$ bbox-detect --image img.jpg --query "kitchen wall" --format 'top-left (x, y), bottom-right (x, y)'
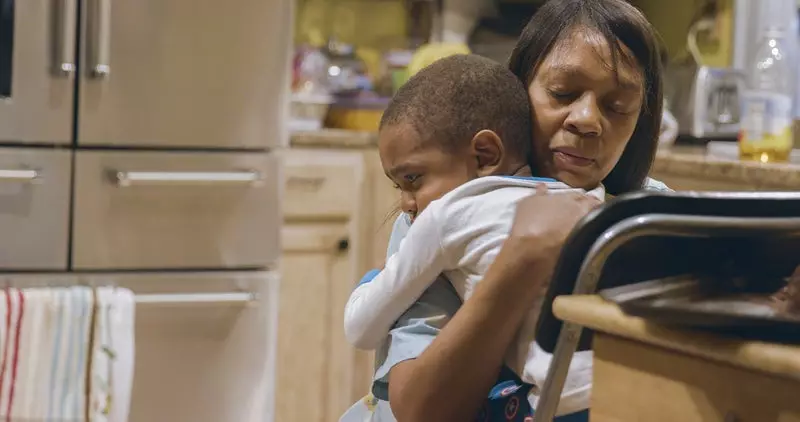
top-left (295, 0), bottom-right (407, 50)
top-left (635, 0), bottom-right (733, 67)
top-left (294, 0), bottom-right (733, 68)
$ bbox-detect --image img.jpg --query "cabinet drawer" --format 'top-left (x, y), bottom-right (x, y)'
top-left (0, 149), bottom-right (70, 270)
top-left (282, 154), bottom-right (360, 220)
top-left (72, 150), bottom-right (280, 270)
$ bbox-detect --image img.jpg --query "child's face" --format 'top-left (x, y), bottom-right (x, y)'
top-left (378, 124), bottom-right (474, 223)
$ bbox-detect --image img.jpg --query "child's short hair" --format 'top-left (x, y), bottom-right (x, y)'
top-left (380, 54), bottom-right (532, 159)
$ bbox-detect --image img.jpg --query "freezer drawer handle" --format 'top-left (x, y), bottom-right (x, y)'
top-left (89, 0), bottom-right (111, 77)
top-left (55, 0), bottom-right (77, 76)
top-left (0, 169), bottom-right (39, 183)
top-left (113, 170), bottom-right (263, 187)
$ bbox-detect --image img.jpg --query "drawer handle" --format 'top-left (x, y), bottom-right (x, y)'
top-left (286, 176), bottom-right (325, 190)
top-left (0, 169), bottom-right (40, 183)
top-left (113, 170), bottom-right (263, 187)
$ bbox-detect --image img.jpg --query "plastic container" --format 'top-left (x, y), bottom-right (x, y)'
top-left (290, 46), bottom-right (333, 132)
top-left (739, 15), bottom-right (795, 162)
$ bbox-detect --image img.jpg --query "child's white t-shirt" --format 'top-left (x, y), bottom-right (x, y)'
top-left (344, 175), bottom-right (604, 415)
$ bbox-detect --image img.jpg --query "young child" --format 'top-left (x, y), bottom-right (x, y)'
top-left (341, 54), bottom-right (602, 420)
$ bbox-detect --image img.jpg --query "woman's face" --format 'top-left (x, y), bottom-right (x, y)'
top-left (528, 28), bottom-right (644, 190)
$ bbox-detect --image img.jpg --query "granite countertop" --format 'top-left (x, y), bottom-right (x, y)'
top-left (554, 295), bottom-right (800, 381)
top-left (290, 130), bottom-right (800, 189)
top-left (655, 145), bottom-right (800, 189)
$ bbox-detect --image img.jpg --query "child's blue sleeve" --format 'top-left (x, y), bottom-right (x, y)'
top-left (357, 269), bottom-right (381, 287)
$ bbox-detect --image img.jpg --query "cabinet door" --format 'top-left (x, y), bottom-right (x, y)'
top-left (278, 223), bottom-right (354, 422)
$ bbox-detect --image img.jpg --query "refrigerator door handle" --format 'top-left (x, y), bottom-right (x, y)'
top-left (111, 170), bottom-right (264, 187)
top-left (88, 0), bottom-right (111, 78)
top-left (0, 169), bottom-right (39, 183)
top-left (54, 0), bottom-right (77, 76)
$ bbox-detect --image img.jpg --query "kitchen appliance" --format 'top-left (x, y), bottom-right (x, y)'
top-left (0, 0), bottom-right (291, 420)
top-left (1, 0), bottom-right (290, 149)
top-left (665, 64), bottom-right (744, 141)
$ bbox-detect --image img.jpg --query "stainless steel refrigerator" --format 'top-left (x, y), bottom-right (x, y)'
top-left (0, 0), bottom-right (291, 420)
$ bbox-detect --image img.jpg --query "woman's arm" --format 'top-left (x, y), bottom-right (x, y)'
top-left (389, 190), bottom-right (600, 422)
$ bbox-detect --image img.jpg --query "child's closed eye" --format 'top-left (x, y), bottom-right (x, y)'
top-left (404, 174), bottom-right (421, 183)
top-left (393, 174), bottom-right (422, 190)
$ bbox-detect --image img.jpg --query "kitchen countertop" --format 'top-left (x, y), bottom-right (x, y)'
top-left (655, 145), bottom-right (800, 190)
top-left (553, 295), bottom-right (800, 382)
top-left (290, 129), bottom-right (378, 149)
top-left (290, 130), bottom-right (800, 189)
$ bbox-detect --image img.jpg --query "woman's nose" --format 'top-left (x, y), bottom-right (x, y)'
top-left (564, 94), bottom-right (602, 137)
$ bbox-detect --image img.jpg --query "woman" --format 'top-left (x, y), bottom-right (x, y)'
top-left (366, 1), bottom-right (669, 421)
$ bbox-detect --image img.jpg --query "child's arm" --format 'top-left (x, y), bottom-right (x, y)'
top-left (344, 203), bottom-right (451, 350)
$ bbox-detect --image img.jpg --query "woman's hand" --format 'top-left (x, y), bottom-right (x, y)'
top-left (506, 185), bottom-right (602, 274)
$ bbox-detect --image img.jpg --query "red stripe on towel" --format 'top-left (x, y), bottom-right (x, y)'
top-left (7, 289), bottom-right (24, 420)
top-left (0, 289), bottom-right (12, 411)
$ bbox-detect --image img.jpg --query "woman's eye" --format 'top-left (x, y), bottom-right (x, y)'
top-left (548, 89), bottom-right (576, 102)
top-left (606, 101), bottom-right (638, 116)
top-left (392, 183), bottom-right (401, 190)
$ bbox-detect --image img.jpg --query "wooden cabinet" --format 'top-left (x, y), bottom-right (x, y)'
top-left (554, 295), bottom-right (800, 422)
top-left (276, 147), bottom-right (397, 422)
top-left (278, 223), bottom-right (354, 422)
top-left (592, 333), bottom-right (800, 422)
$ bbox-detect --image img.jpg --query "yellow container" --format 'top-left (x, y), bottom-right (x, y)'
top-left (325, 97), bottom-right (390, 131)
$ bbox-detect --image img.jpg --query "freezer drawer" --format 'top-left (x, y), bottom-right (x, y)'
top-left (0, 148), bottom-right (71, 269)
top-left (76, 0), bottom-right (292, 149)
top-left (72, 150), bottom-right (281, 270)
top-left (0, 0), bottom-right (73, 144)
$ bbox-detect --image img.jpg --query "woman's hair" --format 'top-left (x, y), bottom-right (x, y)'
top-left (508, 0), bottom-right (663, 195)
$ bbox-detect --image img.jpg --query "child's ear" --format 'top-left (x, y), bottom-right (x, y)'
top-left (470, 130), bottom-right (504, 176)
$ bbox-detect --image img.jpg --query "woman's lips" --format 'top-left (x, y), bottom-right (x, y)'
top-left (553, 148), bottom-right (594, 168)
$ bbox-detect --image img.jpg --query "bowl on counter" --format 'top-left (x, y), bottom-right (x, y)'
top-left (325, 95), bottom-right (390, 132)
